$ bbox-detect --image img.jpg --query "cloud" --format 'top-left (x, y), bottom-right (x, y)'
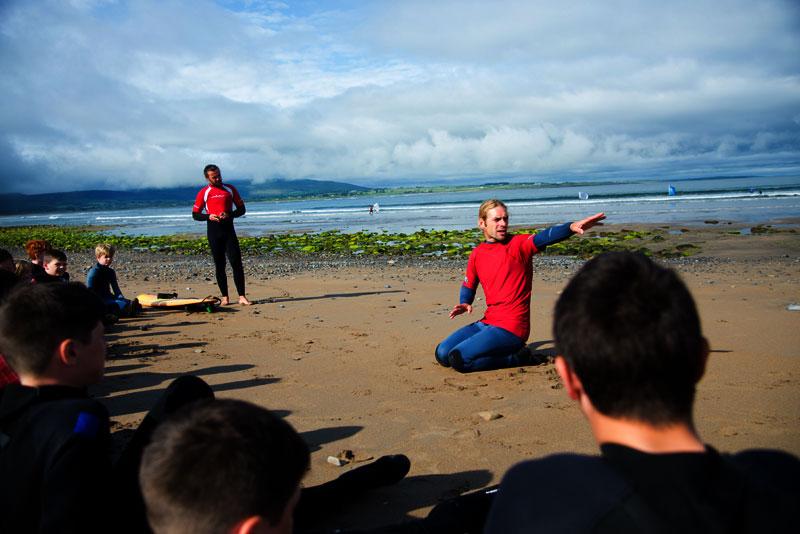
top-left (0, 0), bottom-right (798, 193)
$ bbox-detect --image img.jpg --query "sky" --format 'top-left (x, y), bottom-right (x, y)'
top-left (1, 0), bottom-right (799, 193)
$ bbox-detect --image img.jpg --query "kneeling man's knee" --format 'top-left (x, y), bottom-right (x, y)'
top-left (435, 344), bottom-right (451, 367)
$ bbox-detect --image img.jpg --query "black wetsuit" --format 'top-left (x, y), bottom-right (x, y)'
top-left (0, 384), bottom-right (112, 533)
top-left (484, 443), bottom-right (800, 533)
top-left (192, 183), bottom-right (247, 298)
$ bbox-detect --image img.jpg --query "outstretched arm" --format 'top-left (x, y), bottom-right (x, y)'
top-left (570, 212), bottom-right (605, 234)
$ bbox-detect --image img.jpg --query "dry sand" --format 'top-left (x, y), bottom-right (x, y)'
top-left (94, 223), bottom-right (800, 530)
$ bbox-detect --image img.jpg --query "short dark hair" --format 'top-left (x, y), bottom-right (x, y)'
top-left (43, 249), bottom-right (67, 263)
top-left (140, 399), bottom-right (310, 534)
top-left (203, 164), bottom-right (220, 178)
top-left (0, 248), bottom-right (12, 264)
top-left (553, 252), bottom-right (704, 425)
top-left (0, 282), bottom-right (105, 375)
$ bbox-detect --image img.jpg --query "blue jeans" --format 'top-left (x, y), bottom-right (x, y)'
top-left (435, 321), bottom-right (526, 373)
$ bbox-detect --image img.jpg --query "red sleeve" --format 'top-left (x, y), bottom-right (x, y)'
top-left (463, 247), bottom-right (479, 290)
top-left (192, 187), bottom-right (207, 213)
top-left (228, 184), bottom-right (244, 207)
top-left (521, 234), bottom-right (538, 256)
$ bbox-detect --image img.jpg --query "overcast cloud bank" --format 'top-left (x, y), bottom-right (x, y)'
top-left (1, 0), bottom-right (799, 193)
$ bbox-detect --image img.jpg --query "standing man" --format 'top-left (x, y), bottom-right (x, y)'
top-left (192, 164), bottom-right (251, 306)
top-left (435, 199), bottom-right (604, 372)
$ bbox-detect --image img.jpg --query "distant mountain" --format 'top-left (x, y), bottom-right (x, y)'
top-left (0, 179), bottom-right (370, 215)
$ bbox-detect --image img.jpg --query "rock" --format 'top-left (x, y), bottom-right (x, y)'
top-left (194, 349), bottom-right (204, 353)
top-left (787, 304), bottom-right (800, 311)
top-left (327, 456), bottom-right (347, 466)
top-left (477, 411), bottom-right (502, 421)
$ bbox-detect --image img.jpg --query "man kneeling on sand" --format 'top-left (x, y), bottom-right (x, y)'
top-left (484, 252), bottom-right (800, 532)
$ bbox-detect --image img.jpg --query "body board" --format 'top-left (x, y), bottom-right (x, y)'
top-left (137, 294), bottom-right (220, 312)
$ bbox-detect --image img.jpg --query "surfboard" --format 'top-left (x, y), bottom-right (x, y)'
top-left (137, 294), bottom-right (221, 312)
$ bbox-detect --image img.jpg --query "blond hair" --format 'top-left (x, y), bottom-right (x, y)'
top-left (478, 199), bottom-right (507, 221)
top-left (95, 243), bottom-right (116, 258)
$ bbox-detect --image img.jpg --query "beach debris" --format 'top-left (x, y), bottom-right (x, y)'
top-left (477, 411), bottom-right (502, 421)
top-left (327, 449), bottom-right (355, 466)
top-left (787, 304), bottom-right (800, 311)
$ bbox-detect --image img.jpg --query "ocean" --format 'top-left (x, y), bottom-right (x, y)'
top-left (2, 175), bottom-right (798, 236)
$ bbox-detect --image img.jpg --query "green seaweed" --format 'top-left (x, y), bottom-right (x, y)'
top-left (0, 226), bottom-right (698, 259)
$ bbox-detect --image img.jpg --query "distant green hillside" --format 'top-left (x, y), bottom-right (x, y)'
top-left (0, 179), bottom-right (370, 215)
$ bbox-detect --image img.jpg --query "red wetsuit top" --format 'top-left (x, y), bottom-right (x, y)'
top-left (463, 234), bottom-right (538, 340)
top-left (192, 184), bottom-right (244, 218)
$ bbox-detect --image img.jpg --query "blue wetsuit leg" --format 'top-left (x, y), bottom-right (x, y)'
top-left (437, 322), bottom-right (526, 372)
top-left (436, 322), bottom-right (483, 366)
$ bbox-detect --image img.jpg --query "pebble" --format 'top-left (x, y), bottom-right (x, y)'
top-left (477, 411), bottom-right (502, 421)
top-left (194, 349), bottom-right (204, 353)
top-left (787, 304), bottom-right (800, 311)
top-left (327, 456), bottom-right (347, 466)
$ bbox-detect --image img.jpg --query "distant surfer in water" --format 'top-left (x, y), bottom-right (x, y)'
top-left (192, 164), bottom-right (251, 306)
top-left (435, 199), bottom-right (605, 372)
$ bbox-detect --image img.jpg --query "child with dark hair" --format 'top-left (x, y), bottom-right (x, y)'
top-left (41, 248), bottom-right (70, 283)
top-left (485, 252), bottom-right (800, 533)
top-left (0, 282), bottom-right (213, 533)
top-left (86, 243), bottom-right (139, 317)
top-left (140, 399), bottom-right (413, 534)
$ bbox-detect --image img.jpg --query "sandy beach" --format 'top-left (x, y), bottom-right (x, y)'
top-left (69, 222), bottom-right (800, 530)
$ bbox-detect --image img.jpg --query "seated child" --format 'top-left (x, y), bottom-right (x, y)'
top-left (86, 243), bottom-right (138, 316)
top-left (0, 282), bottom-right (214, 533)
top-left (24, 239), bottom-right (49, 283)
top-left (41, 248), bottom-right (70, 283)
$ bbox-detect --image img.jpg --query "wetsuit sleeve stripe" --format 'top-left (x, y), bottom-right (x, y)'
top-left (533, 222), bottom-right (574, 250)
top-left (460, 284), bottom-right (476, 305)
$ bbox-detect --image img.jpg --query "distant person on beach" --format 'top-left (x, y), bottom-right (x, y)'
top-left (435, 199), bottom-right (604, 372)
top-left (0, 282), bottom-right (214, 533)
top-left (24, 239), bottom-right (49, 283)
top-left (41, 248), bottom-right (70, 283)
top-left (192, 164), bottom-right (251, 306)
top-left (140, 398), bottom-right (411, 534)
top-left (484, 252), bottom-right (800, 532)
top-left (87, 243), bottom-right (139, 317)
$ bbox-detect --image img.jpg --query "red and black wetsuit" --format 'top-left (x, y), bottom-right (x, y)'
top-left (192, 183), bottom-right (247, 298)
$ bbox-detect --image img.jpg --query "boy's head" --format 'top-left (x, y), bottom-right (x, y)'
top-left (0, 248), bottom-right (13, 272)
top-left (24, 239), bottom-right (49, 263)
top-left (95, 243), bottom-right (115, 266)
top-left (140, 399), bottom-right (310, 534)
top-left (43, 249), bottom-right (68, 277)
top-left (553, 252), bottom-right (707, 425)
top-left (0, 282), bottom-right (107, 386)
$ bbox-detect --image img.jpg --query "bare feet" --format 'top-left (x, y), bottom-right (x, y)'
top-left (220, 296), bottom-right (230, 306)
top-left (238, 296), bottom-right (252, 306)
